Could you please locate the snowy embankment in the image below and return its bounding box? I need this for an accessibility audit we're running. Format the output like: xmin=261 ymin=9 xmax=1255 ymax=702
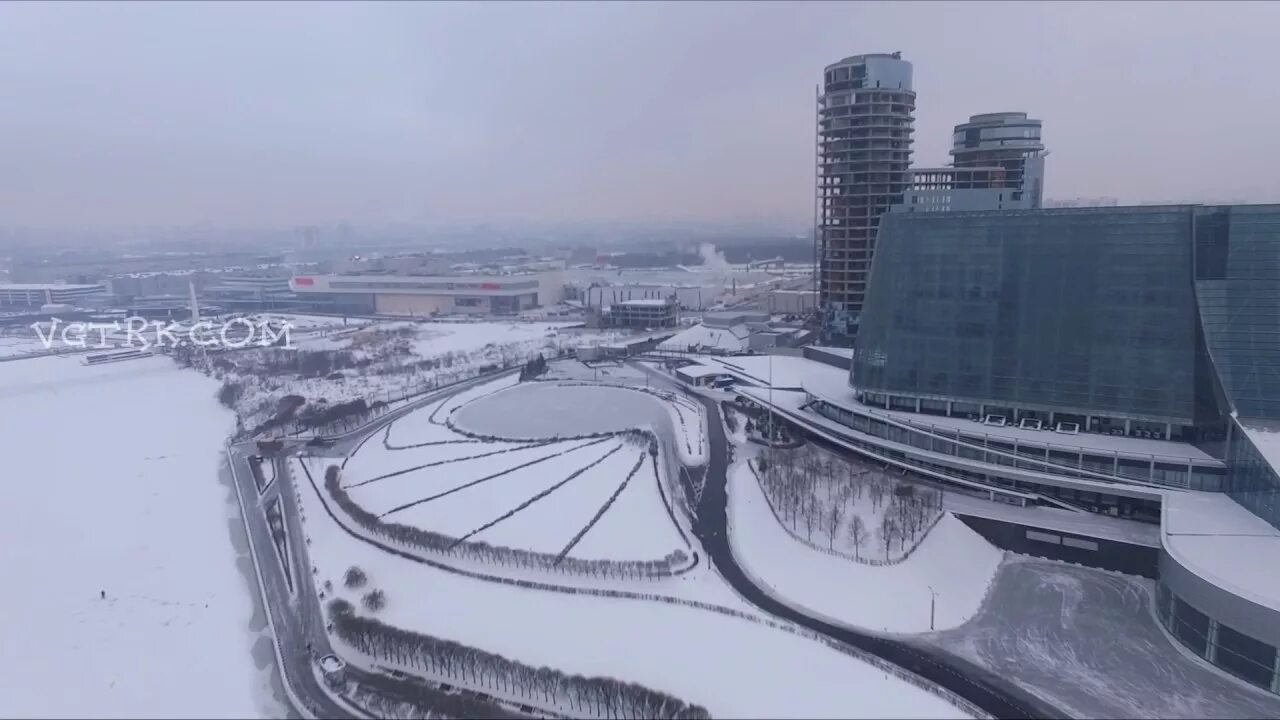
xmin=728 ymin=458 xmax=1004 ymax=634
xmin=0 ymin=355 xmax=266 ymax=717
xmin=291 ymin=454 xmax=968 ymax=719
xmin=222 ymin=320 xmax=631 ymax=430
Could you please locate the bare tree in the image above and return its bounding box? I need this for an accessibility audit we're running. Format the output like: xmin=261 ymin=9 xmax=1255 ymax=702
xmin=849 ymin=514 xmax=868 ymax=559
xmin=826 ymin=493 xmax=844 ymax=550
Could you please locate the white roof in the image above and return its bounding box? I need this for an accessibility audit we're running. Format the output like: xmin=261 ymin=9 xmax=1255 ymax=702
xmin=804 ymin=379 xmax=1220 ymax=466
xmin=1163 ymin=492 xmax=1280 ymax=613
xmin=657 ymin=323 xmax=750 ymax=352
xmin=675 ymin=363 xmax=732 ymax=379
xmin=810 ymin=345 xmax=855 ymax=359
xmin=701 ymin=355 xmax=849 ymax=392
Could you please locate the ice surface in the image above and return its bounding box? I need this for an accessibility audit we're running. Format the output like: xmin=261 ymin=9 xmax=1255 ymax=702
xmin=456 ymin=382 xmax=672 ymax=438
xmin=0 ymin=355 xmax=266 ymax=717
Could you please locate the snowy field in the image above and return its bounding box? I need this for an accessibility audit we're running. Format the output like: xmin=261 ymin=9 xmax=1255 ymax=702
xmin=292 ymin=454 xmax=969 ymax=719
xmin=336 ymin=378 xmax=688 ymax=564
xmin=0 ymin=355 xmax=267 ymax=717
xmin=728 ymin=457 xmax=1004 ymax=633
xmin=926 ymin=558 xmax=1280 ymax=719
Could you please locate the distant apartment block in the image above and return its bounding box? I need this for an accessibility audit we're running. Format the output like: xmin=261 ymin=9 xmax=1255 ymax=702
xmin=0 ymin=283 xmax=106 ymax=308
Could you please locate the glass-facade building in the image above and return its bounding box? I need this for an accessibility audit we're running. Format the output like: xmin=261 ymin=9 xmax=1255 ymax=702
xmin=845 ymin=204 xmax=1280 ymax=694
xmin=852 ymin=206 xmax=1213 ymax=437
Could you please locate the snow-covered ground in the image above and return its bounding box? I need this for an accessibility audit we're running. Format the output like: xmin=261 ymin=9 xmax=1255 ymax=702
xmin=728 ymin=456 xmax=1004 ymax=633
xmin=0 ymin=355 xmax=268 ymax=717
xmin=336 ymin=378 xmax=688 ymax=565
xmin=927 ymin=558 xmax=1280 ymax=719
xmin=218 ymin=320 xmax=637 ymax=429
xmin=292 ymin=453 xmax=969 ymax=718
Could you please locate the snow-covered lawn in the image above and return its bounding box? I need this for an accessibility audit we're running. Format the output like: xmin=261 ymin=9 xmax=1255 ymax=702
xmin=0 ymin=355 xmax=266 ymax=717
xmin=756 ymin=443 xmax=944 ymax=563
xmin=292 ymin=455 xmax=969 ymax=719
xmin=729 ymin=456 xmax=1004 ymax=634
xmin=333 ymin=377 xmax=688 ymax=565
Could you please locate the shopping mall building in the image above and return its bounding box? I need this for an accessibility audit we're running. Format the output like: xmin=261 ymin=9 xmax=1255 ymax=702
xmin=759 ymin=204 xmax=1280 ymax=694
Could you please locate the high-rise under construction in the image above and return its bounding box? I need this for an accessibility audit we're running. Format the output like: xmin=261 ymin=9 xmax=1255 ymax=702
xmin=816 ymin=52 xmax=915 ymax=345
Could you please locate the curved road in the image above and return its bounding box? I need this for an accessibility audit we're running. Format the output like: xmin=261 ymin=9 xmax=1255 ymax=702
xmin=244 ymin=366 xmax=1060 ymax=719
xmin=664 ymin=374 xmax=1064 ymax=720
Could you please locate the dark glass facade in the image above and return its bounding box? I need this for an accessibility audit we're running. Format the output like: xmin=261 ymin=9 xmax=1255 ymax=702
xmin=1157 ymin=577 xmax=1280 ymax=693
xmin=1227 ymin=422 xmax=1280 ymax=531
xmin=853 ymin=206 xmax=1202 ymax=426
xmin=1194 ymin=205 xmax=1280 ymax=420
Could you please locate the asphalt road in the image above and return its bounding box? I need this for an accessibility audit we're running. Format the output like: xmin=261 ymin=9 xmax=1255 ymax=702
xmin=227 ymin=374 xmax=526 ymax=719
xmin=633 ymin=363 xmax=1062 ymax=720
xmin=239 ymin=364 xmax=1060 ymax=719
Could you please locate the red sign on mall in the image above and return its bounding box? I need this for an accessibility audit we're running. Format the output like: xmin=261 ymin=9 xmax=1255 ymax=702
xmin=294 ymin=277 xmax=315 ymax=286
xmin=480 ymin=282 xmax=500 ymax=290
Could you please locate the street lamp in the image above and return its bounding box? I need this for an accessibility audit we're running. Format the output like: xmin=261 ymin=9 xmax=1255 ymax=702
xmin=927 ymin=585 xmax=939 ymax=631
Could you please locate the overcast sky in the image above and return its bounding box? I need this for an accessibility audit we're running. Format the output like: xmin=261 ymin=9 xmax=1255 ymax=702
xmin=2 ymin=1 xmax=1278 ymax=230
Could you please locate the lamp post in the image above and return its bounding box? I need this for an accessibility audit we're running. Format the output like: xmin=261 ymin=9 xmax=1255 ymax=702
xmin=768 ymin=350 xmax=775 ymax=467
xmin=927 ymin=585 xmax=939 ymax=631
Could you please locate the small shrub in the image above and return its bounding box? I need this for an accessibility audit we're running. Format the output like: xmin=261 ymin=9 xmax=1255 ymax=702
xmin=362 ymin=588 xmax=387 ymax=612
xmin=344 ymin=566 xmax=368 ymax=589
xmin=218 ymin=380 xmax=245 ymax=408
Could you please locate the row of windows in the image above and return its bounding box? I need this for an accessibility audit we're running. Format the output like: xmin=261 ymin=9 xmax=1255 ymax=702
xmin=1156 ymin=582 xmax=1279 ymax=692
xmin=812 ymin=399 xmax=1223 ymax=489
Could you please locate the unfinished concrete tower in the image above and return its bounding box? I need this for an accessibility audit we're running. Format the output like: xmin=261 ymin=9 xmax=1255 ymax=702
xmin=817 ymin=52 xmax=915 ymax=345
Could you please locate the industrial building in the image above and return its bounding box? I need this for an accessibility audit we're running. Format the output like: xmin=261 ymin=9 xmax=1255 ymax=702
xmin=816 ymin=52 xmax=916 ymax=345
xmin=598 ymin=298 xmax=679 ymax=329
xmin=0 ymin=283 xmax=106 ymax=308
xmin=288 ymin=271 xmax=566 ymax=316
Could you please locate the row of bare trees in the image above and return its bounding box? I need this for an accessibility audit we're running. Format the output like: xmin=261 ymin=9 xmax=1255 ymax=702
xmin=329 ymin=599 xmax=711 ymax=719
xmin=320 ymin=463 xmax=691 ymax=580
xmin=756 ymin=445 xmax=943 ymax=563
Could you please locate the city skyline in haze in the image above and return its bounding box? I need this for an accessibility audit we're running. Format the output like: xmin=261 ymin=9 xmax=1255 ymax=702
xmin=3 ymin=1 xmax=1278 ymax=231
